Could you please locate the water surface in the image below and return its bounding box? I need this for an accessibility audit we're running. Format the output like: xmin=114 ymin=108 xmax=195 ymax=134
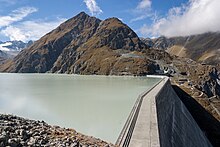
xmin=0 ymin=74 xmax=160 ymax=143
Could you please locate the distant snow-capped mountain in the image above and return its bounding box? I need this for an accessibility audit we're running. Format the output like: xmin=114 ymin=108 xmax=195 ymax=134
xmin=0 ymin=40 xmax=33 ymax=52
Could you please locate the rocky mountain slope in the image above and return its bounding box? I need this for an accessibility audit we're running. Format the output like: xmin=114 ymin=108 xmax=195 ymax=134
xmin=142 ymin=33 xmax=220 ymax=119
xmin=0 ymin=50 xmax=10 ymax=64
xmin=0 ymin=12 xmax=171 ymax=75
xmin=0 ymin=50 xmax=9 ymax=59
xmin=142 ymin=32 xmax=220 ymax=65
xmin=142 ymin=36 xmax=220 ymax=100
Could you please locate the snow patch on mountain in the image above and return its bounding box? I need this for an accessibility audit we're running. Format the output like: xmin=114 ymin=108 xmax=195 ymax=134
xmin=0 ymin=42 xmax=12 ymax=51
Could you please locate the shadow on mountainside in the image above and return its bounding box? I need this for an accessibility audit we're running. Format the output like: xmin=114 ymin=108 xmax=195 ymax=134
xmin=172 ymin=85 xmax=220 ymax=147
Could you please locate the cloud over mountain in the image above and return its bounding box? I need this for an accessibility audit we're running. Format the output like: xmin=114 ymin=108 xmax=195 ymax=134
xmin=83 ymin=0 xmax=103 ymax=16
xmin=1 ymin=18 xmax=66 ymax=42
xmin=140 ymin=0 xmax=220 ymax=37
xmin=0 ymin=7 xmax=66 ymax=42
xmin=0 ymin=7 xmax=37 ymax=28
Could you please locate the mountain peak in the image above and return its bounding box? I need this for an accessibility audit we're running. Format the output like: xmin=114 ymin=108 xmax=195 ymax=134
xmin=75 ymin=11 xmax=90 ymax=18
xmin=105 ymin=17 xmax=122 ymax=23
xmin=60 ymin=12 xmax=91 ymax=27
xmin=88 ymin=17 xmax=148 ymax=51
xmin=99 ymin=17 xmax=125 ymax=30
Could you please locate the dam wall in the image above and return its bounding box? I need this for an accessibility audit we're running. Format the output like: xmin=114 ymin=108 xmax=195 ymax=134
xmin=156 ymin=78 xmax=212 ymax=147
xmin=117 ymin=77 xmax=212 ymax=147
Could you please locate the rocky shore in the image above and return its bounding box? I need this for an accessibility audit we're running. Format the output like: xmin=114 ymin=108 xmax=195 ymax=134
xmin=0 ymin=114 xmax=115 ymax=147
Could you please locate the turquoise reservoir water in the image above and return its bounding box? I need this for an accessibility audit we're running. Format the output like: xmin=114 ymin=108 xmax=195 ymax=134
xmin=0 ymin=74 xmax=160 ymax=143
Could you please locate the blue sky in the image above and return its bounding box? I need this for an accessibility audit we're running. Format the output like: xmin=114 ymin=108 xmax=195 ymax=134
xmin=0 ymin=0 xmax=219 ymax=42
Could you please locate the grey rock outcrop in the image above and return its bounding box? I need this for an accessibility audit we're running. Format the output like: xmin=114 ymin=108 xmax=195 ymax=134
xmin=0 ymin=114 xmax=114 ymax=147
xmin=201 ymin=68 xmax=220 ymax=97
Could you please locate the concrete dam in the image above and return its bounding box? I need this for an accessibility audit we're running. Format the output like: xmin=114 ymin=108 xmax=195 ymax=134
xmin=116 ymin=76 xmax=212 ymax=147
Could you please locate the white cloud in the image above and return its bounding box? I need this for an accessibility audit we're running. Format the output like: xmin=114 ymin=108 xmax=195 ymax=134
xmin=139 ymin=18 xmax=166 ymax=37
xmin=1 ymin=26 xmax=26 ymax=41
xmin=141 ymin=0 xmax=220 ymax=37
xmin=83 ymin=0 xmax=103 ymax=16
xmin=137 ymin=0 xmax=152 ymax=10
xmin=0 ymin=7 xmax=37 ymax=28
xmin=130 ymin=0 xmax=152 ymax=22
xmin=131 ymin=15 xmax=147 ymax=23
xmin=0 ymin=6 xmax=67 ymax=42
xmin=0 ymin=18 xmax=66 ymax=42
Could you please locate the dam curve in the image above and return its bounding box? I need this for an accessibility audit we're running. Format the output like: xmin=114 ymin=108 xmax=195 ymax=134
xmin=116 ymin=76 xmax=212 ymax=147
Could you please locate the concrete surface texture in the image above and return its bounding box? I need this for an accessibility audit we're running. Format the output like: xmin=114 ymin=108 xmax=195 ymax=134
xmin=156 ymin=79 xmax=212 ymax=147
